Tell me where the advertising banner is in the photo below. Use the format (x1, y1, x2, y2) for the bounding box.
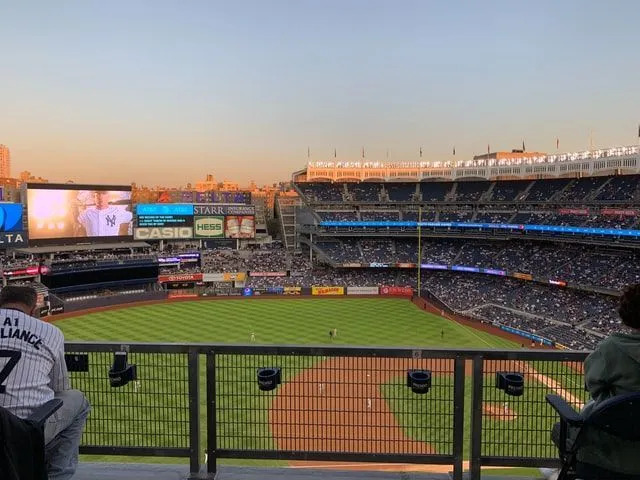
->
(512, 272, 533, 281)
(202, 272, 246, 282)
(421, 263, 448, 270)
(137, 204, 194, 216)
(559, 208, 589, 215)
(283, 286, 302, 295)
(347, 286, 379, 295)
(2, 265, 41, 277)
(134, 227, 193, 240)
(168, 293, 199, 299)
(311, 286, 344, 296)
(193, 204, 256, 216)
(158, 273, 203, 283)
(452, 265, 480, 273)
(342, 263, 363, 268)
(0, 204, 24, 232)
(482, 268, 506, 276)
(193, 216, 225, 238)
(225, 215, 255, 238)
(498, 324, 553, 347)
(249, 271, 287, 277)
(396, 263, 416, 268)
(319, 220, 640, 239)
(203, 238, 237, 249)
(242, 287, 254, 296)
(0, 232, 28, 247)
(157, 257, 181, 264)
(49, 305, 64, 315)
(266, 286, 284, 294)
(601, 208, 637, 217)
(380, 286, 413, 296)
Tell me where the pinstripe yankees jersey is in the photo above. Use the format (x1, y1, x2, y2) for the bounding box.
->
(0, 308, 69, 418)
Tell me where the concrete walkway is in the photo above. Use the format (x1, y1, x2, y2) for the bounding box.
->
(74, 463, 541, 480)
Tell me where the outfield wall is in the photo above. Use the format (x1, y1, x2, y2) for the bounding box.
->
(61, 291, 168, 313)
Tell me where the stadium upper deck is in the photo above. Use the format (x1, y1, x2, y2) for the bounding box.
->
(295, 145, 640, 182)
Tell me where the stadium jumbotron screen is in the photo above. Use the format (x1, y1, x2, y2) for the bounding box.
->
(26, 183, 133, 245)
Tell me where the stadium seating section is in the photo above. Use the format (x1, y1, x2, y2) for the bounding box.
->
(2, 173, 639, 353)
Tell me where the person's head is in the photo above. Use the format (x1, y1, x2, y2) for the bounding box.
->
(93, 191, 110, 210)
(619, 284, 640, 330)
(0, 285, 38, 316)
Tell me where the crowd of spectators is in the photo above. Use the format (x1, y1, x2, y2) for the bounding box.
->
(3, 231, 639, 352)
(418, 271, 622, 349)
(302, 176, 640, 204)
(300, 174, 640, 233)
(312, 238, 640, 290)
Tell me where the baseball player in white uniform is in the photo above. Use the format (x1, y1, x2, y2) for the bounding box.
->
(0, 286, 90, 480)
(77, 191, 133, 237)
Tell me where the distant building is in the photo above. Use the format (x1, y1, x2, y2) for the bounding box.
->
(220, 180, 239, 191)
(195, 174, 217, 192)
(19, 170, 48, 183)
(0, 144, 10, 178)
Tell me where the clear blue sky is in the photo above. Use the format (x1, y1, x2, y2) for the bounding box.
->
(1, 0, 639, 187)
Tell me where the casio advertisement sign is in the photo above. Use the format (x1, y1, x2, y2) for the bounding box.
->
(193, 216, 224, 238)
(133, 227, 193, 240)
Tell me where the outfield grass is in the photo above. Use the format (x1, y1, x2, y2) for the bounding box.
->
(56, 297, 518, 348)
(56, 297, 573, 475)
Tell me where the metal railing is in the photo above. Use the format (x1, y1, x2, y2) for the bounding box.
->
(66, 342, 588, 480)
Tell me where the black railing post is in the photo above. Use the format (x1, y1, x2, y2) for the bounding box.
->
(470, 354, 484, 480)
(452, 355, 465, 480)
(187, 350, 201, 477)
(206, 351, 217, 476)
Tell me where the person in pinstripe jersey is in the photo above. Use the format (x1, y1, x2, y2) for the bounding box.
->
(0, 286, 90, 480)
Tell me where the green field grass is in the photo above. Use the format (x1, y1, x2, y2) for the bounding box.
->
(57, 298, 569, 477)
(56, 297, 518, 348)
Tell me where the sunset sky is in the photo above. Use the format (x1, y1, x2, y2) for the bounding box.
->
(1, 0, 639, 187)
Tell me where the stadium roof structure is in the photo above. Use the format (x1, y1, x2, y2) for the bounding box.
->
(298, 145, 640, 182)
(16, 241, 150, 255)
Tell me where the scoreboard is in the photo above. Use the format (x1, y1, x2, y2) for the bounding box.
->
(137, 214, 193, 228)
(135, 203, 255, 240)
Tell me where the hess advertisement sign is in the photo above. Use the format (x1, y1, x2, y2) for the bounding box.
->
(193, 216, 224, 238)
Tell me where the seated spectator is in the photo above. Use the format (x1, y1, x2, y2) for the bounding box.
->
(543, 284, 640, 479)
(0, 286, 90, 480)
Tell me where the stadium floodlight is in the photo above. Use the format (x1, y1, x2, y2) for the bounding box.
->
(257, 367, 281, 391)
(496, 371, 524, 397)
(406, 369, 432, 394)
(109, 351, 137, 388)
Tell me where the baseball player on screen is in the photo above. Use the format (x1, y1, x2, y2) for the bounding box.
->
(77, 190, 133, 237)
(0, 286, 90, 480)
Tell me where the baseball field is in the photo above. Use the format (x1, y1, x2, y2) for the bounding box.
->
(54, 297, 586, 476)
